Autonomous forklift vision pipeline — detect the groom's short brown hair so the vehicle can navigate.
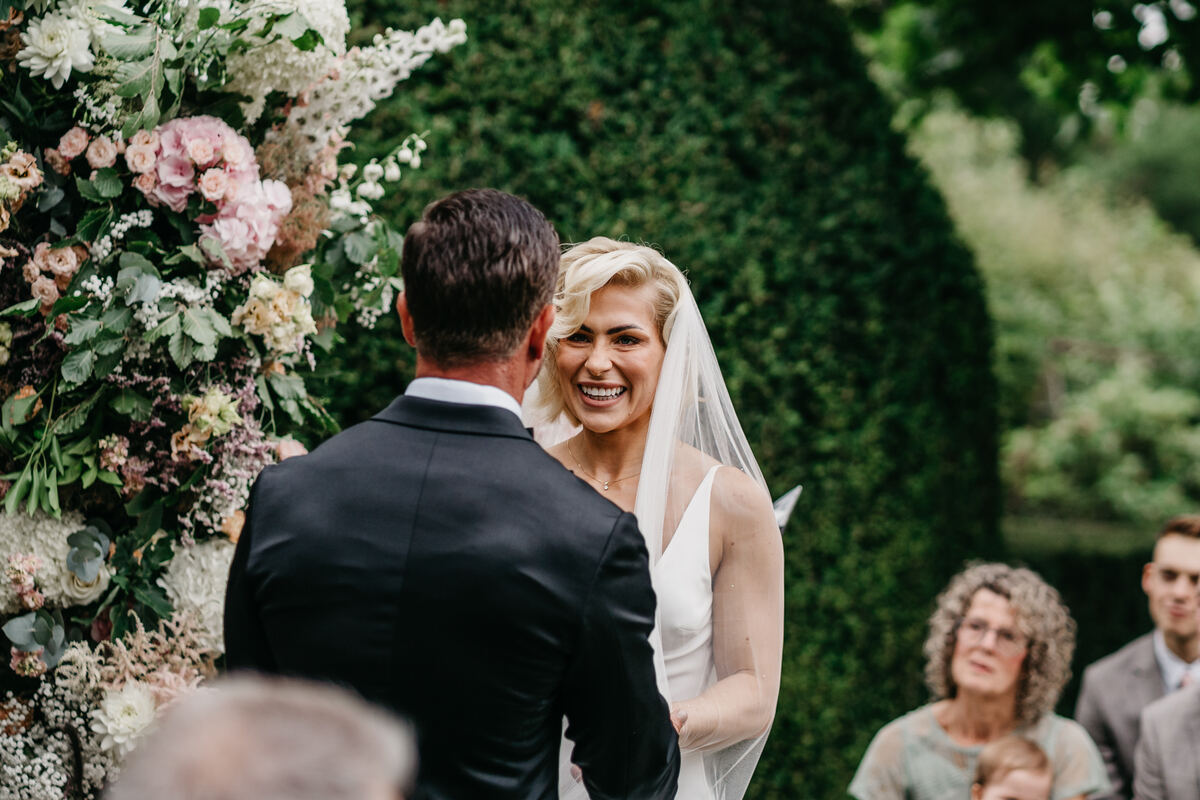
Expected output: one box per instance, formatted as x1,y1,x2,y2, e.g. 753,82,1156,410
401,188,559,366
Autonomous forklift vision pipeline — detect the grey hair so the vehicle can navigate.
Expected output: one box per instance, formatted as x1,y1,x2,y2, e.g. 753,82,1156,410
923,562,1076,727
106,676,415,800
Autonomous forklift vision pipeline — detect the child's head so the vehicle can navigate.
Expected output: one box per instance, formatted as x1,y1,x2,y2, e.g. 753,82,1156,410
970,736,1052,800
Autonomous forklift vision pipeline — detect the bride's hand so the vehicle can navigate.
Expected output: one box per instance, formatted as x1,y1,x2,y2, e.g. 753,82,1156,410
669,698,717,751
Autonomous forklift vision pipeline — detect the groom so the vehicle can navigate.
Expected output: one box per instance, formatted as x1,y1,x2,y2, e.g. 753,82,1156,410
224,189,679,799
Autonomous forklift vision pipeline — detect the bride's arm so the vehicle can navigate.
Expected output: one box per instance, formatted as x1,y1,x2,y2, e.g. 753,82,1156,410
671,467,784,751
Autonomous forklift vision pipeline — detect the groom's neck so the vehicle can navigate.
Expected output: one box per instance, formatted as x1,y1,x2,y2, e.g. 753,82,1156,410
414,356,528,405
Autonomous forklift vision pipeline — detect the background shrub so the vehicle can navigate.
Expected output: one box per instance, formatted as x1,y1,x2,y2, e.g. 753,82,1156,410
328,1,999,796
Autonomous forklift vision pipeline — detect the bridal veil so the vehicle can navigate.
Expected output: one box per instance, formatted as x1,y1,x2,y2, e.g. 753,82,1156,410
526,240,784,800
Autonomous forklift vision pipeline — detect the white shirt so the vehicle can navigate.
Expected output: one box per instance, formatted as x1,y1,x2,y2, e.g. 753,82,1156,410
404,376,523,420
1153,629,1200,691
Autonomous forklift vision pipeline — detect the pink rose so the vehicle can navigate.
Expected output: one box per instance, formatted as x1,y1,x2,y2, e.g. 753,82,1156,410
85,136,118,169
43,148,70,176
113,136,126,155
186,137,216,167
124,144,157,174
133,172,158,198
198,168,228,202
57,126,89,160
31,275,59,308
22,261,40,284
33,242,78,284
130,129,159,149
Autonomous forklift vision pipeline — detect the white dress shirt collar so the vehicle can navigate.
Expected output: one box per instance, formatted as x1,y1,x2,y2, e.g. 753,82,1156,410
1153,628,1200,691
405,377,523,420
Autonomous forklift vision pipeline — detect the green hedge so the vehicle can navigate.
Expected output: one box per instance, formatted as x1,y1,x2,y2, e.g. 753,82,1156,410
329,1,1000,796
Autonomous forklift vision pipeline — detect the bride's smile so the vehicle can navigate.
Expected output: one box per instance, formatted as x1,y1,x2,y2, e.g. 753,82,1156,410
555,282,666,435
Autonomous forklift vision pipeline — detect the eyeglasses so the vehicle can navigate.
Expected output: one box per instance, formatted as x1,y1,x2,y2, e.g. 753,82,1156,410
958,618,1028,656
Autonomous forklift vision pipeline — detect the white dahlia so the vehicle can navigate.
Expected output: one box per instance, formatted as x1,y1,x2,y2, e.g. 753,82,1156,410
91,682,158,759
17,11,95,89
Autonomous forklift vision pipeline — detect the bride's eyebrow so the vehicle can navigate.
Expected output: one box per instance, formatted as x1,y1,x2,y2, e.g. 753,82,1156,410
577,324,645,334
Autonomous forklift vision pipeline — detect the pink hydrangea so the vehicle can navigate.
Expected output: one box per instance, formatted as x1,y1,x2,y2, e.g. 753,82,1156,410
200,179,292,274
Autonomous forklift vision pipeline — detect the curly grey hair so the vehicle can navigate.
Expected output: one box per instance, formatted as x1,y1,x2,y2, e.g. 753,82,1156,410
923,562,1076,727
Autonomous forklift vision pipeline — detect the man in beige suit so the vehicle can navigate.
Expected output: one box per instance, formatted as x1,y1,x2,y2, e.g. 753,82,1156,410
1134,683,1200,800
1075,516,1200,800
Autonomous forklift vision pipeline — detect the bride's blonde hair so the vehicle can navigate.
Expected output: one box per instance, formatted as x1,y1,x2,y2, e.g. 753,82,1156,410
533,237,690,426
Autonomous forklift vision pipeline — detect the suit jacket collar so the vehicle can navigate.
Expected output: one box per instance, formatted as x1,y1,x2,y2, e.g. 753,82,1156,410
1135,631,1163,680
372,394,535,442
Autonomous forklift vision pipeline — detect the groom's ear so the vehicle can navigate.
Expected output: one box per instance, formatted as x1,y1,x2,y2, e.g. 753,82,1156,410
396,292,418,348
527,304,555,362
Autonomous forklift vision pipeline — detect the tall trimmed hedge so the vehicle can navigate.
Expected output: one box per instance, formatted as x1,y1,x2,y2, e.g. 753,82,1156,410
329,1,1000,796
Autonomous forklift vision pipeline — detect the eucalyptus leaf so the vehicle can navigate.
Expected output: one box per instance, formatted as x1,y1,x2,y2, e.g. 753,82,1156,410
37,184,65,212
1,613,36,648
66,547,102,583
343,231,374,265
124,272,161,306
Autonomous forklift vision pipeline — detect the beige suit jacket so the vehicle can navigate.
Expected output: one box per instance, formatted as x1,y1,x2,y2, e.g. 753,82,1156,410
1134,683,1200,800
1076,633,1166,800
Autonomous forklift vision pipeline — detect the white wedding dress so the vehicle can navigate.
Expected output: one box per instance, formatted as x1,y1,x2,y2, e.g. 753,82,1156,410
655,464,722,800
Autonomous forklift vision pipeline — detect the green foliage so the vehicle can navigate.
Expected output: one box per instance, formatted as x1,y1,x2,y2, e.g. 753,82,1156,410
333,1,999,795
1091,102,1200,246
910,109,1200,525
855,0,1200,171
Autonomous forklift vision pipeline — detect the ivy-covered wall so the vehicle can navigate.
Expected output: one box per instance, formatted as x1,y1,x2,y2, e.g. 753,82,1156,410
328,1,1001,795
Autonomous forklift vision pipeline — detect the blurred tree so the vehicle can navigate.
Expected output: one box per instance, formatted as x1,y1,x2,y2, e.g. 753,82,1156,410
851,0,1200,175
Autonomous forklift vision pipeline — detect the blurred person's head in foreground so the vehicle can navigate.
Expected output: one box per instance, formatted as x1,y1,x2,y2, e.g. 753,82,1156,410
971,735,1051,800
105,675,415,800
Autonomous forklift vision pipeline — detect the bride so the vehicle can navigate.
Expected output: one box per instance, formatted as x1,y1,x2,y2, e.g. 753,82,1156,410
526,238,785,800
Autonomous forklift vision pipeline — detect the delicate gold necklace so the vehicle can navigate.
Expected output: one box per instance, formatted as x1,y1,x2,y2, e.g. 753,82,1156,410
567,440,640,491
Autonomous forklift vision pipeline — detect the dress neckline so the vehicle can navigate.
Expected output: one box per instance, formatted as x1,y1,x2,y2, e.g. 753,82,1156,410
659,464,722,561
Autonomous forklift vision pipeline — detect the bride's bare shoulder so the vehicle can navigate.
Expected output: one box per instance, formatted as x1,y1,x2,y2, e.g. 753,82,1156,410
545,440,573,471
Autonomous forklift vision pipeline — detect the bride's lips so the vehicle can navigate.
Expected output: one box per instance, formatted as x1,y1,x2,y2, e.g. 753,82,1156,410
577,383,627,407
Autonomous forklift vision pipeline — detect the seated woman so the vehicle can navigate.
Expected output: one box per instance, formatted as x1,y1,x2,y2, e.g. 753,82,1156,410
849,563,1109,800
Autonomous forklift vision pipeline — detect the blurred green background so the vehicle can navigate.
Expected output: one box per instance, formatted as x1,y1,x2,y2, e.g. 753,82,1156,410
320,0,1200,796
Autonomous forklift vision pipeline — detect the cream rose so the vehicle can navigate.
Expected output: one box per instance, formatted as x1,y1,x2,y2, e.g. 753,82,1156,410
282,264,314,298
186,138,215,167
59,563,111,606
130,129,159,149
198,168,228,202
124,143,157,174
85,136,118,169
31,275,59,306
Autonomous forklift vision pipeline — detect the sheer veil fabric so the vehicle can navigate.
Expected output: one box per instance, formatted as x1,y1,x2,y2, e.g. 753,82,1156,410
526,283,781,800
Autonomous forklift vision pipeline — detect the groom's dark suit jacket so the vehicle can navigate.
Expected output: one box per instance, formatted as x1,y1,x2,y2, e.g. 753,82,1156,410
224,395,679,800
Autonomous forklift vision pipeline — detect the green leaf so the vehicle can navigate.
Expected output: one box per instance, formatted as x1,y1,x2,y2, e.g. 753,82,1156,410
199,236,231,269
64,317,103,346
291,29,321,51
181,306,216,345
199,306,233,337
46,294,90,317
122,272,161,306
145,312,180,342
164,244,205,265
55,392,101,437
37,184,65,212
5,468,30,515
197,6,220,28
92,167,123,199
118,251,158,273
343,231,375,265
75,175,106,203
92,333,126,356
100,25,157,60
110,390,152,421
75,207,114,243
61,348,96,385
97,469,123,487
2,613,37,648
101,305,133,332
1,298,40,317
132,584,173,618
168,326,194,368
